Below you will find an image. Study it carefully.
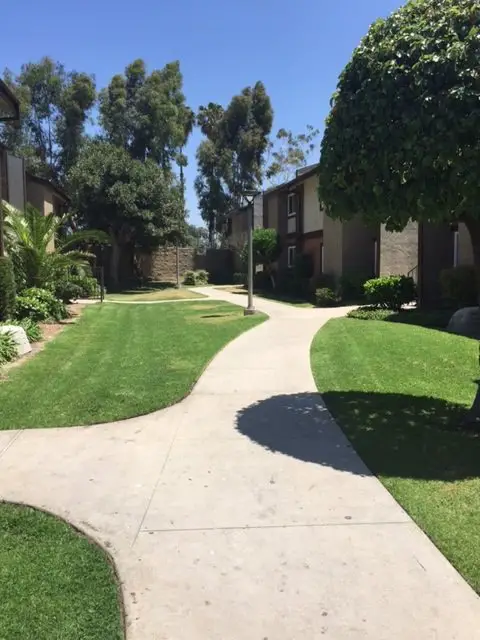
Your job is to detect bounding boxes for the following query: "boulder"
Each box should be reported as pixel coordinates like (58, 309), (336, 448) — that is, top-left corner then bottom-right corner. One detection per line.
(0, 325), (31, 357)
(447, 306), (480, 340)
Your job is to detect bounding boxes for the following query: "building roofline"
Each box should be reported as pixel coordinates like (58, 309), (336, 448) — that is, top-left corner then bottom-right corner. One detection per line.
(26, 172), (69, 203)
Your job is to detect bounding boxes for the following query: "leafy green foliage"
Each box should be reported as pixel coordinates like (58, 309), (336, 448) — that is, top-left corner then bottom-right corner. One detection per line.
(347, 307), (394, 321)
(0, 331), (18, 365)
(4, 203), (105, 290)
(0, 57), (95, 182)
(346, 306), (453, 329)
(16, 288), (67, 322)
(338, 272), (369, 301)
(233, 272), (247, 285)
(53, 280), (84, 303)
(0, 256), (16, 321)
(266, 125), (320, 185)
(242, 228), (281, 288)
(1, 318), (43, 342)
(68, 275), (100, 298)
(364, 275), (416, 310)
(183, 270), (209, 286)
(195, 84), (273, 242)
(69, 141), (183, 285)
(318, 0), (480, 265)
(440, 265), (478, 308)
(315, 287), (338, 307)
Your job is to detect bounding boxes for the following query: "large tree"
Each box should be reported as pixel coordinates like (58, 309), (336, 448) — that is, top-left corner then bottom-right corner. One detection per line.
(99, 59), (192, 171)
(0, 57), (95, 182)
(266, 125), (320, 185)
(318, 0), (480, 272)
(195, 84), (273, 243)
(68, 141), (183, 286)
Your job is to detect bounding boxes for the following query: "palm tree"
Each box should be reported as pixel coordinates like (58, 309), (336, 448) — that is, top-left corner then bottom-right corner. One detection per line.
(3, 202), (108, 290)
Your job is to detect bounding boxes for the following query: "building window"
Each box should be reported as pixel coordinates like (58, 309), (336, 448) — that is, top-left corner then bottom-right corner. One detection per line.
(287, 192), (297, 216)
(320, 242), (324, 274)
(453, 230), (459, 267)
(288, 245), (296, 268)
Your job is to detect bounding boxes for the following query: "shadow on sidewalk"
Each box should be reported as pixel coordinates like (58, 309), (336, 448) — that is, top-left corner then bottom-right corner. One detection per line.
(235, 391), (480, 481)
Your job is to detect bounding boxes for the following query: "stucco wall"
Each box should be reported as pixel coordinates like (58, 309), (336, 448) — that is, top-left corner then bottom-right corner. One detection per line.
(458, 223), (474, 266)
(323, 214), (343, 281)
(26, 180), (45, 215)
(380, 221), (418, 276)
(6, 153), (25, 210)
(302, 174), (323, 234)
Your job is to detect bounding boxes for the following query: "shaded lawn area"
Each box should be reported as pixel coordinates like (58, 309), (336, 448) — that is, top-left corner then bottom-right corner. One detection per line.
(311, 318), (480, 593)
(106, 282), (203, 302)
(217, 285), (314, 308)
(0, 301), (265, 429)
(0, 503), (123, 640)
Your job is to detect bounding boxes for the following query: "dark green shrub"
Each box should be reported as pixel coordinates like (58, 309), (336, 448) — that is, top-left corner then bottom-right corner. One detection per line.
(315, 287), (338, 307)
(68, 275), (100, 298)
(233, 272), (246, 286)
(1, 318), (42, 342)
(364, 275), (416, 310)
(0, 256), (16, 321)
(183, 271), (196, 286)
(53, 280), (84, 303)
(17, 288), (67, 322)
(312, 273), (336, 293)
(339, 272), (369, 301)
(0, 331), (18, 364)
(347, 306), (393, 321)
(440, 266), (478, 309)
(195, 269), (209, 285)
(277, 270), (309, 298)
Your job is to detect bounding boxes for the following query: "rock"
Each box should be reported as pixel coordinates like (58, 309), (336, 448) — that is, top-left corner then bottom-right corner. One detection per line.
(447, 306), (480, 340)
(0, 325), (31, 357)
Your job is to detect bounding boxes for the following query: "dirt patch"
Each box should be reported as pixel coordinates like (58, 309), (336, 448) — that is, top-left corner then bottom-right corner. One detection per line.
(1, 302), (90, 377)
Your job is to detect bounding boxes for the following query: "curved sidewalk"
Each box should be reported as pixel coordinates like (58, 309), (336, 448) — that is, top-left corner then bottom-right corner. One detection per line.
(0, 288), (478, 639)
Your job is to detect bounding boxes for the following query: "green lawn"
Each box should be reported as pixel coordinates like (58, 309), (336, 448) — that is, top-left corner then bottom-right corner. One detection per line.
(0, 503), (123, 639)
(0, 300), (265, 429)
(217, 285), (314, 308)
(106, 283), (203, 302)
(311, 318), (480, 593)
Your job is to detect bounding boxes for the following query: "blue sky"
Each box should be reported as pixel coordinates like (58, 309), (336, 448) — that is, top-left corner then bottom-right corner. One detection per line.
(3, 0), (403, 224)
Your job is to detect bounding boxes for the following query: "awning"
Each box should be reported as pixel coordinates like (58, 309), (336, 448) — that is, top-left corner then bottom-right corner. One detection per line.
(0, 79), (20, 122)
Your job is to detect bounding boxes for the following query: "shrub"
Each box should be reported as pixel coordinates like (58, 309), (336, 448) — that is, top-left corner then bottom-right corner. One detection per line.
(69, 275), (100, 298)
(53, 280), (84, 303)
(0, 318), (42, 343)
(183, 270), (196, 286)
(315, 287), (338, 307)
(183, 270), (210, 286)
(0, 331), (18, 365)
(0, 256), (16, 321)
(347, 306), (393, 321)
(16, 288), (68, 322)
(440, 266), (478, 309)
(233, 272), (246, 286)
(364, 275), (416, 310)
(339, 272), (368, 301)
(195, 269), (209, 285)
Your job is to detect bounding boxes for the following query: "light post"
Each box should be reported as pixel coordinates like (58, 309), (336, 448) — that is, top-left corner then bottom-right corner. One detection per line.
(243, 190), (260, 316)
(0, 80), (20, 257)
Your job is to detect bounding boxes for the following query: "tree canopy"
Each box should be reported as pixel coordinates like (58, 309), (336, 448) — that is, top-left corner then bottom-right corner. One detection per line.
(318, 0), (480, 264)
(266, 125), (320, 185)
(195, 83), (273, 243)
(1, 57), (96, 182)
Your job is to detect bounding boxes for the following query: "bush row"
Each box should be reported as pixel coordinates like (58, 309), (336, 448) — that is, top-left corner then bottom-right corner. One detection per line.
(183, 270), (209, 286)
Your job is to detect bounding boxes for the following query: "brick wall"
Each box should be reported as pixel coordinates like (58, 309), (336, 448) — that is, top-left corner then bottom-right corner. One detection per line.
(137, 247), (234, 284)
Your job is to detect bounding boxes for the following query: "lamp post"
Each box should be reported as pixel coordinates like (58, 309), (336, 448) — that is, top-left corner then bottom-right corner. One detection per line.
(0, 80), (20, 258)
(243, 190), (260, 316)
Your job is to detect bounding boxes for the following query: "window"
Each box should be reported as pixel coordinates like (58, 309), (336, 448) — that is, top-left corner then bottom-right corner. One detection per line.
(287, 192), (297, 216)
(288, 245), (296, 268)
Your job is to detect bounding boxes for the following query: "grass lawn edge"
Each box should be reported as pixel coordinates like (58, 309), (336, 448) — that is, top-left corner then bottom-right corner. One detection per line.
(0, 500), (126, 639)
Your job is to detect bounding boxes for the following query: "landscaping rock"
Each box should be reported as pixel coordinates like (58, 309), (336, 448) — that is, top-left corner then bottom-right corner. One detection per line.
(447, 306), (480, 340)
(0, 325), (31, 357)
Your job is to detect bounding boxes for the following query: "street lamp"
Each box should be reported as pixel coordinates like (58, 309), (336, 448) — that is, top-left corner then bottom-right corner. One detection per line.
(0, 80), (20, 257)
(243, 190), (260, 316)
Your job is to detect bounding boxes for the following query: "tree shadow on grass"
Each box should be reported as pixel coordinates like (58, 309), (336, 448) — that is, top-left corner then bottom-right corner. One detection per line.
(235, 391), (480, 481)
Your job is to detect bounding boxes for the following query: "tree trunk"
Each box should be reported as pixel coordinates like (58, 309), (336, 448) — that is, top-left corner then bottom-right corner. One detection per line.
(110, 233), (120, 289)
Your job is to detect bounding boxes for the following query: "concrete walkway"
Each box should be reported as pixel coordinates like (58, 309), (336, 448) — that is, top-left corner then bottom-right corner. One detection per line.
(0, 288), (479, 639)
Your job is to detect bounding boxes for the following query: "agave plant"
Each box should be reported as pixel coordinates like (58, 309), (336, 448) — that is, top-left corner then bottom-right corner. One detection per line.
(3, 202), (108, 290)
